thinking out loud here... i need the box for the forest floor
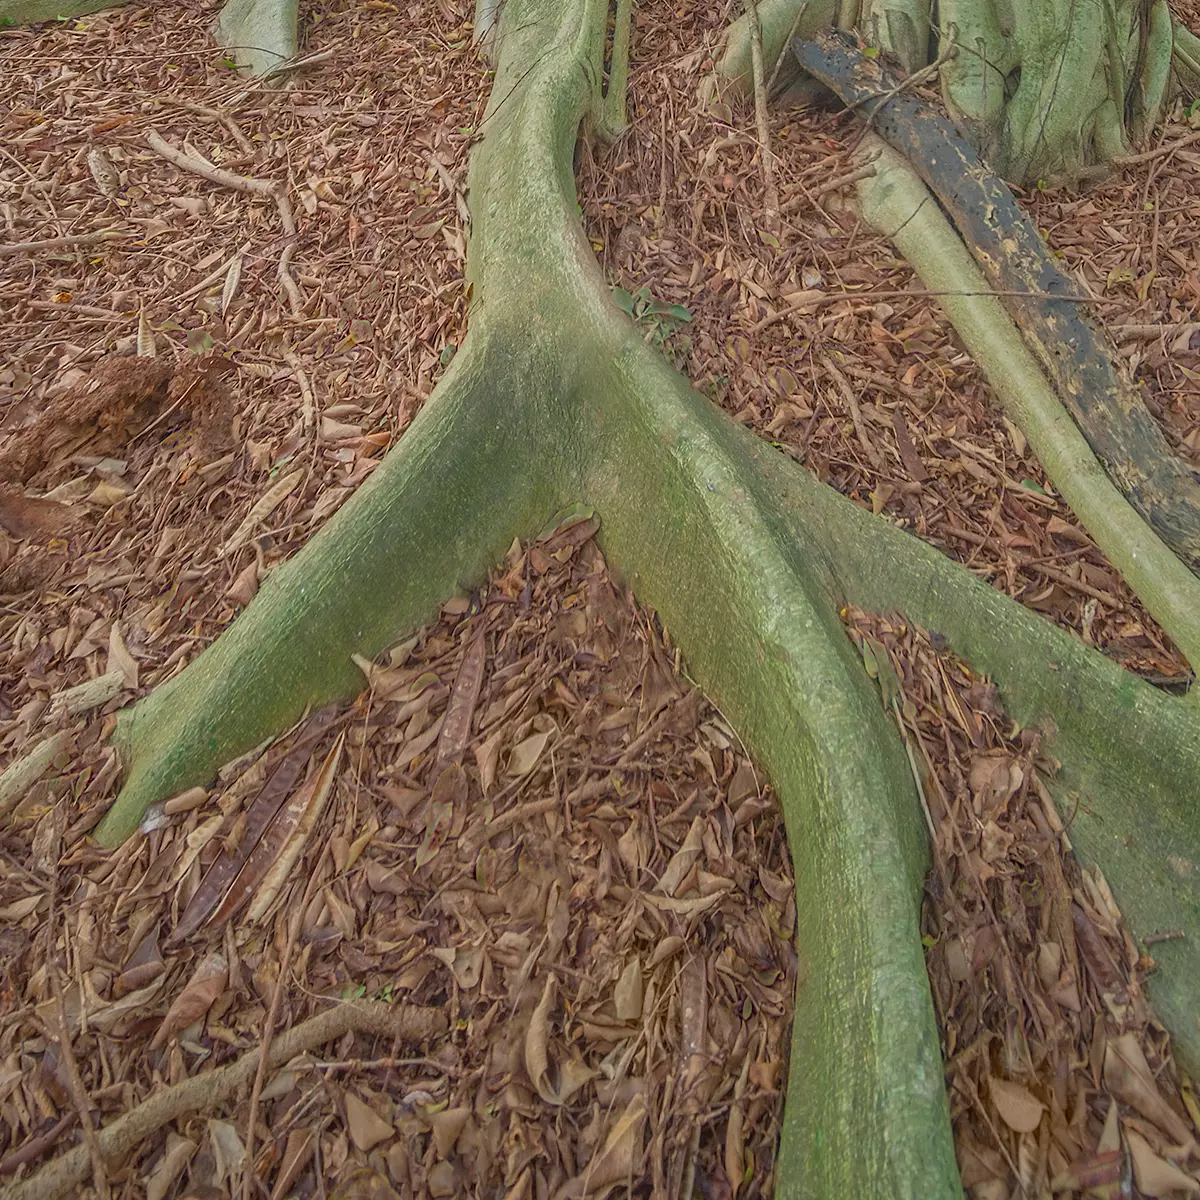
[1,1,1199,1198]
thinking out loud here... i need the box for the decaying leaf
[435,627,487,771]
[430,1106,470,1157]
[209,1118,245,1189]
[270,1128,317,1200]
[144,1133,196,1200]
[415,762,466,868]
[508,725,555,776]
[246,733,345,922]
[555,1093,646,1198]
[524,974,598,1106]
[987,1075,1044,1134]
[1104,1033,1194,1146]
[220,468,304,556]
[344,1091,394,1152]
[655,814,705,896]
[1126,1127,1200,1196]
[150,951,228,1049]
[0,485,78,539]
[171,712,338,943]
[613,957,643,1021]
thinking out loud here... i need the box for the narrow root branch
[4,1002,448,1200]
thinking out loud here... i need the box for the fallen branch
[744,0,779,222]
[749,285,1109,335]
[0,231,125,257]
[1,1001,447,1200]
[145,130,304,318]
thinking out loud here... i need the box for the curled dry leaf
[208,1118,246,1190]
[247,733,345,922]
[344,1092,394,1152]
[614,957,644,1021]
[173,714,336,943]
[144,1133,196,1200]
[655,815,705,896]
[1104,1033,1195,1147]
[1126,1128,1200,1196]
[270,1128,316,1200]
[554,1093,646,1199]
[725,1103,745,1199]
[220,468,304,556]
[430,941,484,989]
[415,763,466,869]
[150,951,228,1049]
[435,628,486,771]
[508,722,555,777]
[0,486,78,539]
[987,1076,1044,1134]
[430,1106,470,1157]
[524,974,598,1106]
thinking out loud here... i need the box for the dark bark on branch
[792,29,1200,574]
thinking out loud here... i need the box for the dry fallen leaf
[1105,1033,1194,1147]
[988,1076,1045,1133]
[1126,1127,1200,1196]
[345,1091,395,1152]
[150,952,228,1049]
[144,1133,196,1200]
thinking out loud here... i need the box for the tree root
[794,30,1200,579]
[93,342,560,846]
[0,1002,447,1200]
[213,0,299,77]
[710,0,1200,184]
[80,0,1200,1190]
[854,136,1200,668]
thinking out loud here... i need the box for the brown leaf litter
[1,0,1199,1196]
[1,515,797,1199]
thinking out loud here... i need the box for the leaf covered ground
[1,1,1199,1197]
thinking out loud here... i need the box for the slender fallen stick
[2,1001,447,1200]
[0,231,126,258]
[145,130,304,318]
[743,0,779,223]
[241,846,329,1200]
[750,286,1114,335]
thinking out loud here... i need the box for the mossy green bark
[711,0,1199,185]
[83,0,1200,1191]
[213,0,298,75]
[0,0,120,23]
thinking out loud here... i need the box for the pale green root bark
[214,0,298,76]
[0,0,121,21]
[856,138,1200,670]
[743,433,1200,1072]
[95,344,561,845]
[709,0,1199,184]
[82,0,1200,1189]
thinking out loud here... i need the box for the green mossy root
[96,341,563,846]
[710,0,1199,185]
[89,0,1200,1190]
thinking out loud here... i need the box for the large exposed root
[794,31,1200,579]
[853,137,1200,667]
[82,0,1200,1190]
[709,0,1199,184]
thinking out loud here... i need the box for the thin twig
[765,0,809,94]
[241,847,329,1200]
[1110,127,1200,169]
[145,130,304,318]
[5,1001,447,1200]
[750,285,1110,335]
[743,0,779,223]
[46,979,107,1200]
[284,351,317,435]
[0,231,126,258]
